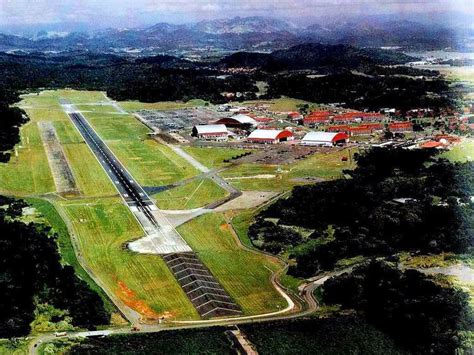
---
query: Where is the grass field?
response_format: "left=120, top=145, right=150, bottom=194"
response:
left=61, top=198, right=198, bottom=320
left=0, top=122, right=55, bottom=195
left=220, top=148, right=353, bottom=191
left=177, top=213, right=287, bottom=315
left=182, top=146, right=253, bottom=169
left=443, top=138, right=474, bottom=162
left=153, top=178, right=228, bottom=210
left=237, top=97, right=315, bottom=112
left=118, top=99, right=208, bottom=112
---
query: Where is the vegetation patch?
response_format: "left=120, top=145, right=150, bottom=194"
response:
left=154, top=178, right=228, bottom=210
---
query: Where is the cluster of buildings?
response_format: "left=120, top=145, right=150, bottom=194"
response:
left=191, top=107, right=414, bottom=147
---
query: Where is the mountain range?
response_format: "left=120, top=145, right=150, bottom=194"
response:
left=0, top=16, right=470, bottom=55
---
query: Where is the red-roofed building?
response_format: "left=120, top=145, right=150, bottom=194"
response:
left=254, top=117, right=274, bottom=123
left=327, top=125, right=350, bottom=133
left=360, top=112, right=386, bottom=122
left=389, top=122, right=413, bottom=132
left=333, top=112, right=362, bottom=122
left=247, top=129, right=294, bottom=144
left=349, top=123, right=383, bottom=135
left=303, top=111, right=331, bottom=126
left=288, top=112, right=303, bottom=121
left=421, top=141, right=443, bottom=149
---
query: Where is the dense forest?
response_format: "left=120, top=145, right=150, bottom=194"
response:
left=264, top=72, right=456, bottom=112
left=323, top=261, right=472, bottom=354
left=251, top=148, right=473, bottom=276
left=0, top=43, right=458, bottom=112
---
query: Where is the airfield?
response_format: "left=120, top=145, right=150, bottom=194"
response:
left=0, top=90, right=355, bottom=324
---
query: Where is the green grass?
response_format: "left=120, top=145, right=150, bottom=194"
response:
left=118, top=99, right=208, bottom=112
left=220, top=148, right=355, bottom=191
left=61, top=198, right=198, bottom=320
left=52, top=120, right=84, bottom=144
left=443, top=138, right=474, bottom=162
left=83, top=112, right=150, bottom=141
left=57, top=90, right=108, bottom=104
left=237, top=97, right=314, bottom=112
left=153, top=178, right=228, bottom=210
left=62, top=143, right=117, bottom=197
left=27, top=197, right=116, bottom=314
left=106, top=139, right=198, bottom=186
left=177, top=213, right=287, bottom=315
left=182, top=146, right=253, bottom=169
left=0, top=122, right=55, bottom=195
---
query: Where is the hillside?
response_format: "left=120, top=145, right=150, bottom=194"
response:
left=219, top=43, right=415, bottom=70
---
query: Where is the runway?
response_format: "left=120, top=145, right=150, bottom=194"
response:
left=62, top=102, right=192, bottom=253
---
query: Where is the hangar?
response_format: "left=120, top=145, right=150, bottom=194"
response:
left=247, top=129, right=294, bottom=144
left=192, top=124, right=229, bottom=141
left=216, top=114, right=257, bottom=128
left=301, top=131, right=349, bottom=146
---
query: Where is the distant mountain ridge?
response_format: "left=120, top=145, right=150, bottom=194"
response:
left=0, top=16, right=469, bottom=54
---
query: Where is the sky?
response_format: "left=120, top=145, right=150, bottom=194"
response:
left=0, top=0, right=472, bottom=31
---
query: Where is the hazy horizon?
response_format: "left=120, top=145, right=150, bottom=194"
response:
left=0, top=0, right=472, bottom=33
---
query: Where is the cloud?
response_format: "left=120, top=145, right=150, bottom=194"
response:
left=0, top=0, right=470, bottom=27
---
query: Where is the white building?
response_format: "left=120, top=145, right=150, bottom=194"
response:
left=301, top=131, right=349, bottom=147
left=247, top=129, right=294, bottom=144
left=192, top=124, right=229, bottom=141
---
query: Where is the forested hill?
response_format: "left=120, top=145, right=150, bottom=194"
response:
left=218, top=43, right=415, bottom=70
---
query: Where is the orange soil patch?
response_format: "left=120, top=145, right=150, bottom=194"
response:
left=219, top=223, right=231, bottom=232
left=116, top=280, right=161, bottom=321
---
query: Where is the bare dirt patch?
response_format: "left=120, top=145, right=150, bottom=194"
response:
left=215, top=191, right=279, bottom=211
left=38, top=121, right=78, bottom=195
left=115, top=281, right=163, bottom=321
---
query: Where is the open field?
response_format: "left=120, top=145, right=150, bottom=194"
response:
left=220, top=148, right=353, bottom=191
left=118, top=99, right=208, bottom=112
left=443, top=139, right=474, bottom=162
left=0, top=122, right=55, bottom=195
left=153, top=178, right=228, bottom=210
left=182, top=146, right=253, bottom=169
left=236, top=97, right=315, bottom=112
left=177, top=213, right=287, bottom=315
left=62, top=144, right=118, bottom=197
left=61, top=198, right=198, bottom=320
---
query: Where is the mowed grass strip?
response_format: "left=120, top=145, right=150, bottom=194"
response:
left=62, top=144, right=117, bottom=197
left=61, top=199, right=198, bottom=320
left=182, top=146, right=253, bottom=169
left=83, top=112, right=150, bottom=141
left=0, top=122, right=55, bottom=195
left=106, top=139, right=198, bottom=186
left=177, top=213, right=287, bottom=315
left=52, top=120, right=84, bottom=145
left=118, top=99, right=208, bottom=112
left=153, top=178, right=228, bottom=210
